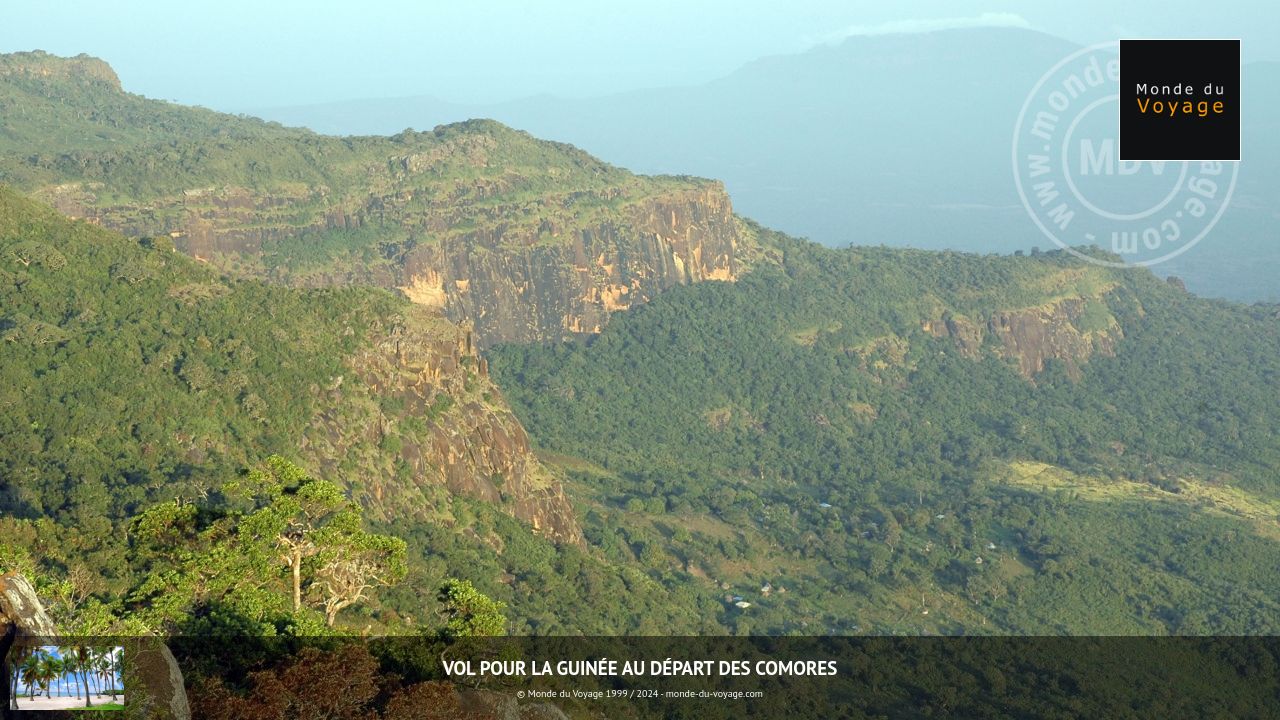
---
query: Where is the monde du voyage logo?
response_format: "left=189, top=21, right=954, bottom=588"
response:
left=1012, top=40, right=1240, bottom=267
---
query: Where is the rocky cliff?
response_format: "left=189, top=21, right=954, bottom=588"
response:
left=0, top=50, right=121, bottom=89
left=923, top=294, right=1123, bottom=379
left=37, top=147, right=744, bottom=348
left=397, top=182, right=740, bottom=345
left=0, top=573, right=55, bottom=637
left=302, top=305, right=582, bottom=544
left=44, top=179, right=741, bottom=346
left=1, top=54, right=748, bottom=347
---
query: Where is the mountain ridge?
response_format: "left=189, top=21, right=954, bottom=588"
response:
left=0, top=52, right=749, bottom=347
left=249, top=27, right=1279, bottom=303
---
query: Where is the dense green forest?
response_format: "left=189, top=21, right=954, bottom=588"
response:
left=491, top=226, right=1280, bottom=634
left=4, top=183, right=1280, bottom=638
left=3, top=39, right=1280, bottom=720
left=0, top=186, right=725, bottom=636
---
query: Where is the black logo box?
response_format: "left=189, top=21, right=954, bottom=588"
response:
left=1120, top=39, right=1241, bottom=161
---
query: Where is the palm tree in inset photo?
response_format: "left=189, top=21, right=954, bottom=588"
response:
left=9, top=644, right=34, bottom=709
left=58, top=647, right=81, bottom=700
left=37, top=653, right=62, bottom=698
left=73, top=646, right=95, bottom=707
left=19, top=652, right=41, bottom=701
left=99, top=648, right=119, bottom=701
left=108, top=647, right=122, bottom=700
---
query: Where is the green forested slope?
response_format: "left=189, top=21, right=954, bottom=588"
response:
left=0, top=186, right=724, bottom=635
left=491, top=227, right=1280, bottom=634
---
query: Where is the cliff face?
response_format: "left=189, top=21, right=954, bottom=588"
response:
left=0, top=573, right=56, bottom=637
left=42, top=176, right=742, bottom=348
left=924, top=295, right=1122, bottom=379
left=301, top=306, right=582, bottom=544
left=5, top=54, right=749, bottom=348
left=0, top=50, right=121, bottom=89
left=399, top=184, right=739, bottom=345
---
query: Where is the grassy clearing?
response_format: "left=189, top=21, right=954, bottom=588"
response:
left=1003, top=461, right=1280, bottom=541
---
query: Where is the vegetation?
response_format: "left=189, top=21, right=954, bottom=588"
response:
left=490, top=226, right=1280, bottom=634
left=3, top=50, right=1280, bottom=642
left=5, top=180, right=1280, bottom=637
left=4, top=44, right=1279, bottom=720
left=0, top=185, right=726, bottom=636
left=0, top=50, right=709, bottom=287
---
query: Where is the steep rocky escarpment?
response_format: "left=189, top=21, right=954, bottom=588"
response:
left=38, top=149, right=744, bottom=348
left=0, top=50, right=121, bottom=89
left=302, top=306, right=582, bottom=544
left=924, top=294, right=1123, bottom=379
left=0, top=573, right=56, bottom=637
left=1, top=53, right=748, bottom=347
left=398, top=183, right=740, bottom=345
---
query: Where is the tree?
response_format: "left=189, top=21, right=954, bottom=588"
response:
left=312, top=516, right=407, bottom=627
left=236, top=456, right=408, bottom=627
left=36, top=653, right=61, bottom=699
left=56, top=648, right=80, bottom=700
left=128, top=456, right=408, bottom=632
left=104, top=647, right=120, bottom=700
left=19, top=654, right=41, bottom=700
left=241, top=456, right=348, bottom=613
left=7, top=241, right=66, bottom=270
left=94, top=649, right=118, bottom=701
left=73, top=647, right=94, bottom=706
left=436, top=579, right=506, bottom=640
left=3, top=625, right=17, bottom=710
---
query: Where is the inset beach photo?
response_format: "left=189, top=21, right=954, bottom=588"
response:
left=8, top=645, right=123, bottom=712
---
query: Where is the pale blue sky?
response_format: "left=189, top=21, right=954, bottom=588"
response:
left=1, top=1, right=1274, bottom=109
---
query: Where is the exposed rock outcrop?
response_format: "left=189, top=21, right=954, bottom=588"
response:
left=301, top=306, right=582, bottom=544
left=43, top=179, right=743, bottom=348
left=28, top=117, right=746, bottom=348
left=0, top=573, right=55, bottom=638
left=987, top=298, right=1120, bottom=378
left=129, top=642, right=192, bottom=720
left=402, top=183, right=740, bottom=345
left=925, top=296, right=1122, bottom=379
left=0, top=50, right=121, bottom=89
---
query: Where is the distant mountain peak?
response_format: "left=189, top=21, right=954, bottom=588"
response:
left=0, top=50, right=121, bottom=91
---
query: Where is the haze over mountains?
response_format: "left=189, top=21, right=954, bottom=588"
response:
left=257, top=28, right=1280, bottom=303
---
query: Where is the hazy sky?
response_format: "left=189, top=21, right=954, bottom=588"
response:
left=2, top=1, right=1275, bottom=109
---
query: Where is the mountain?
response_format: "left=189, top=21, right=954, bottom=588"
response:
left=491, top=226, right=1280, bottom=634
left=0, top=180, right=585, bottom=538
left=4, top=174, right=1279, bottom=637
left=4, top=44, right=1280, bottom=638
left=0, top=51, right=748, bottom=348
left=0, top=185, right=740, bottom=634
left=257, top=28, right=1280, bottom=303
